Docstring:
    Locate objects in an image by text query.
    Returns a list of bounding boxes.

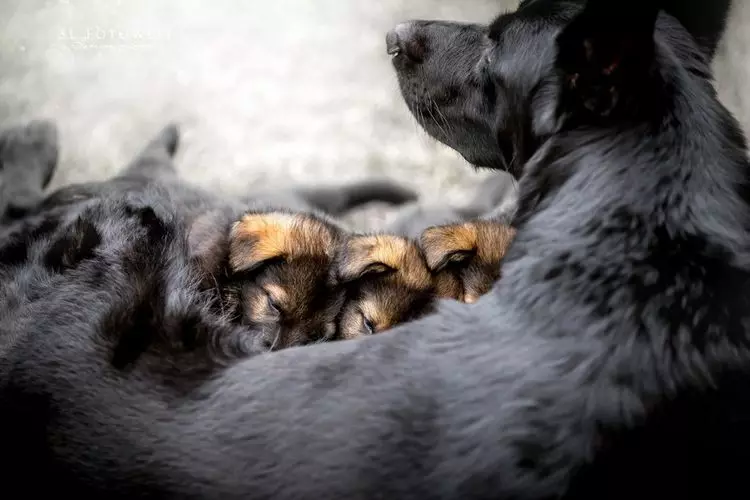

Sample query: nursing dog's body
[1,1,747,498]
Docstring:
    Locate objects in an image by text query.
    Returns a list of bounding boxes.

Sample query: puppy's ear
[420,225,477,273]
[229,212,339,273]
[556,0,660,117]
[335,235,404,283]
[188,211,230,276]
[420,221,516,273]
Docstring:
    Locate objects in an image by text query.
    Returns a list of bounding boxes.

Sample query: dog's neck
[511,35,750,245]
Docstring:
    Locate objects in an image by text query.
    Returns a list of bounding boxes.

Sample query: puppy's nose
[386,22,424,62]
[258,331,280,352]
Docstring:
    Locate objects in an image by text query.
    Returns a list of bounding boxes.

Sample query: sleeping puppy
[334,233,436,339]
[420,219,516,303]
[0,120,58,221]
[383,173,517,306]
[189,208,346,350]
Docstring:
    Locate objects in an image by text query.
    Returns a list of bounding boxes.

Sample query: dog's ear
[420,221,516,273]
[229,212,339,274]
[188,211,230,276]
[555,0,661,117]
[335,235,404,283]
[420,225,477,273]
[660,0,731,60]
[336,235,433,290]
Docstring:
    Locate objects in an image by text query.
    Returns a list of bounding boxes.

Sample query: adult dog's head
[388,0,731,178]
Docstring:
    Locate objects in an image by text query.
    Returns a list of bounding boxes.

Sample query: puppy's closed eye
[262,285,287,319]
[334,234,435,340]
[361,312,376,336]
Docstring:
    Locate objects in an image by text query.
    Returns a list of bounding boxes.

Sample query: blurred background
[1,0,748,228]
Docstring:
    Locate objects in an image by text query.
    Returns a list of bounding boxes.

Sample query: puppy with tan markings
[334,233,435,339]
[421,219,516,303]
[225,210,344,350]
[187,207,348,351]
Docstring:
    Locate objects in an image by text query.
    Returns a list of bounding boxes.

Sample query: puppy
[420,219,516,303]
[0,120,58,221]
[385,174,518,306]
[190,208,346,350]
[334,233,436,339]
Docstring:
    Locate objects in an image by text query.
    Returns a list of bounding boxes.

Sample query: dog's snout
[386,22,424,62]
[386,27,402,56]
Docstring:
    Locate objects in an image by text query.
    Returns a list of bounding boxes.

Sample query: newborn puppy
[333,233,436,339]
[420,219,516,303]
[0,120,59,221]
[189,209,346,351]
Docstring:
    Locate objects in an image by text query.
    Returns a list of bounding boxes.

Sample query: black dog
[387,0,732,181]
[40,124,422,353]
[1,1,747,498]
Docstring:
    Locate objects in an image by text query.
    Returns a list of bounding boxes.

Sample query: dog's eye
[362,317,375,336]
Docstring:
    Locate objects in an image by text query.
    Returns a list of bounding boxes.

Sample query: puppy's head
[334,234,435,340]
[388,0,725,178]
[421,220,515,303]
[224,210,344,350]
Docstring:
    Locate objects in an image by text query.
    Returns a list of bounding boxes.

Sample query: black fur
[1,1,747,498]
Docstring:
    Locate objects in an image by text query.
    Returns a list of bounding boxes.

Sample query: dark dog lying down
[40,126,516,345]
[1,1,747,498]
[40,125,428,350]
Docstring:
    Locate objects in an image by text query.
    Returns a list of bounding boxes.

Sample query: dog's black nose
[386,22,424,62]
